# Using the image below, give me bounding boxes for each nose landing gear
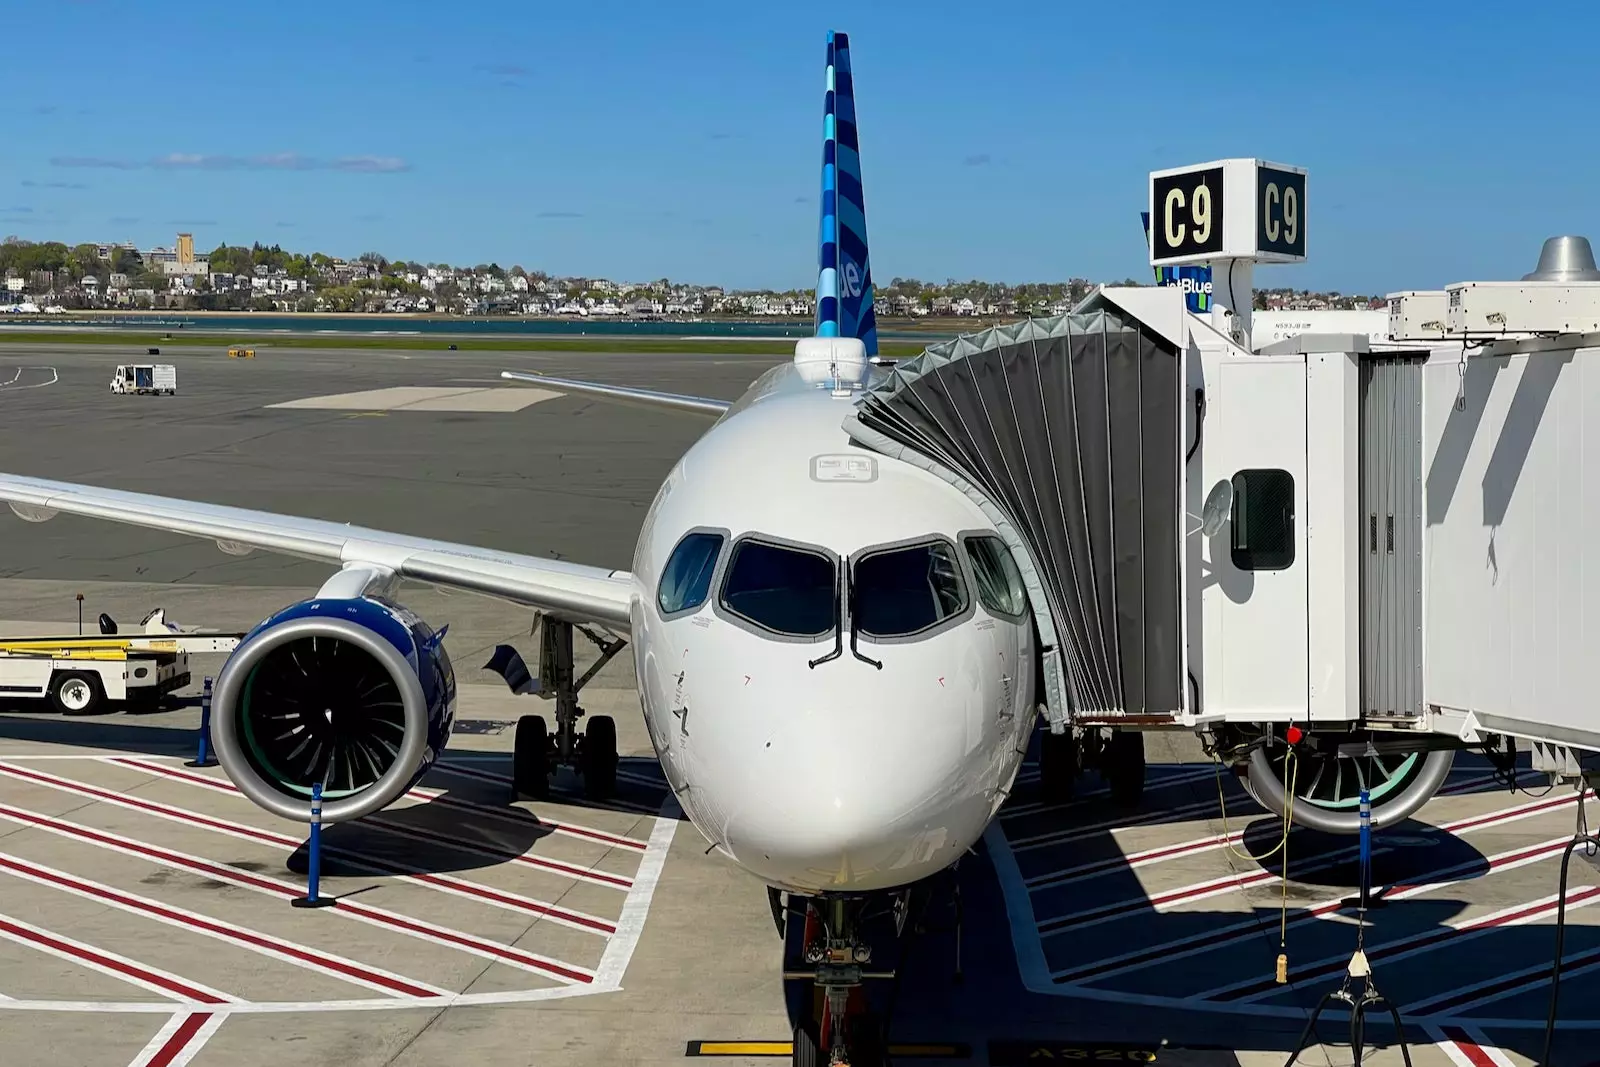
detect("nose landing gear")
[783,896,905,1067]
[484,613,627,802]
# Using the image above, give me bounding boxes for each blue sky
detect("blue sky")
[3,1,1597,294]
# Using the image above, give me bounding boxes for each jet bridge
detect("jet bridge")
[841,300,1189,736]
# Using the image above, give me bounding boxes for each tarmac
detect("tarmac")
[0,341,1596,1067]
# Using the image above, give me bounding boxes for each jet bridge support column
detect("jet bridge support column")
[1208,258,1254,351]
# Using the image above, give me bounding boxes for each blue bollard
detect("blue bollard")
[291,782,335,909]
[1358,787,1372,914]
[184,677,218,768]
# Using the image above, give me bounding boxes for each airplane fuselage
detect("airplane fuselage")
[623,359,1037,896]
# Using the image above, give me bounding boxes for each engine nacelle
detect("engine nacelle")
[1232,726,1456,835]
[211,596,456,823]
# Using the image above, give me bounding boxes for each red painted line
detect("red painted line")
[143,1013,213,1067]
[117,757,648,852]
[0,915,226,1003]
[0,851,443,998]
[1025,828,1245,888]
[0,801,598,984]
[1056,834,1577,983]
[1036,788,1580,934]
[1438,1027,1499,1067]
[1413,944,1600,1014]
[0,760,631,891]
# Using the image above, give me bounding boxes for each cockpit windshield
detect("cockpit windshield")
[852,539,967,638]
[719,538,837,638]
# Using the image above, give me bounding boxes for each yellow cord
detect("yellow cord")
[1211,743,1298,981]
[1212,746,1296,864]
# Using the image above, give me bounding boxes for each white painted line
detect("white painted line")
[127,1011,225,1067]
[0,910,239,1004]
[594,797,679,989]
[0,850,452,999]
[0,366,57,391]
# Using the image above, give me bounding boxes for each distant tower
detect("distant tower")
[177,233,194,265]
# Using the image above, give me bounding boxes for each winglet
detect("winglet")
[814,31,878,357]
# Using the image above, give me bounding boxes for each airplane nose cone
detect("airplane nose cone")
[711,678,995,894]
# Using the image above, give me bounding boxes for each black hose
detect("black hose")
[1540,828,1600,1066]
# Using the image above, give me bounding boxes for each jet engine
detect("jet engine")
[1228,726,1455,835]
[210,596,457,824]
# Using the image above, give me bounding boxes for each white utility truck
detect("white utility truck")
[110,364,177,395]
[0,608,240,714]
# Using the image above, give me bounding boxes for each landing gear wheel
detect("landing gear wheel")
[1107,729,1146,808]
[513,714,551,801]
[582,714,618,800]
[791,1019,820,1067]
[1038,726,1077,806]
[50,672,103,716]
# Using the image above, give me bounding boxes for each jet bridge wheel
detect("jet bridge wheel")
[1038,726,1078,805]
[1243,726,1456,835]
[1105,729,1146,808]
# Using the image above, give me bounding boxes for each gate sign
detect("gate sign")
[1148,158,1307,267]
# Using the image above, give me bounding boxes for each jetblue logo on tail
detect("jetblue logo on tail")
[813,31,878,356]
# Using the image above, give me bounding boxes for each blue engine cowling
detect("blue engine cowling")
[210,595,457,823]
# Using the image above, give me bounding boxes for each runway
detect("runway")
[0,341,1595,1066]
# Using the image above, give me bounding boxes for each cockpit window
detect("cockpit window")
[657,531,724,616]
[853,540,967,638]
[965,535,1028,618]
[720,539,837,637]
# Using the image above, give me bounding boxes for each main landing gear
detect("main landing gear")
[1038,724,1146,808]
[499,613,627,802]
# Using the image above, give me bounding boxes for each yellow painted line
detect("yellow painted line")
[686,1041,967,1058]
[690,1042,792,1056]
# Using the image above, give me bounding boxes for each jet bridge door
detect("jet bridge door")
[841,309,1185,728]
[1204,355,1309,721]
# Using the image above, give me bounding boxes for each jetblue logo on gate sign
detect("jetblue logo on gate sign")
[1142,211,1212,313]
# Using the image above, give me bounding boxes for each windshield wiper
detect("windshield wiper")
[847,568,882,670]
[807,568,843,669]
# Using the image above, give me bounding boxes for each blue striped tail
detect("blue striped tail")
[815,30,878,356]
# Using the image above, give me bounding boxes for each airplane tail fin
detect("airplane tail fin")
[814,30,878,357]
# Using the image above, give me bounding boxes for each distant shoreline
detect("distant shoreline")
[0,309,1005,334]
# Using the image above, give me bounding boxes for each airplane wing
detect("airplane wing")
[501,370,730,418]
[0,473,635,629]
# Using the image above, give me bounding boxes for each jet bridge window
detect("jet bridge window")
[657,531,724,616]
[964,535,1028,619]
[1230,469,1295,571]
[720,538,837,638]
[853,539,967,639]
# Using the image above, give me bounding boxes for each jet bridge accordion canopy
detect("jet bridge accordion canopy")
[841,310,1184,728]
